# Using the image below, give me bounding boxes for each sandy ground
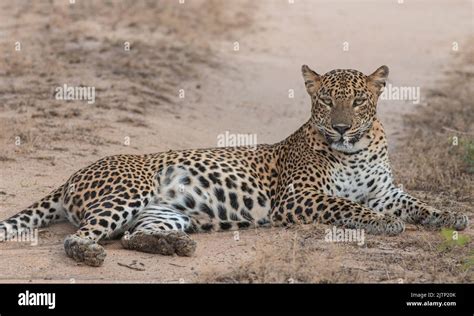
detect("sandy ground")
[0,0,472,283]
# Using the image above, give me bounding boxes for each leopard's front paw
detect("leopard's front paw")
[421,210,469,231]
[366,215,405,236]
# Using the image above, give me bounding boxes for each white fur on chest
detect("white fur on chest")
[330,156,392,204]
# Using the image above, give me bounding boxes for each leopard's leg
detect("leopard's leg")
[367,185,469,230]
[121,205,196,257]
[64,195,148,267]
[271,189,405,235]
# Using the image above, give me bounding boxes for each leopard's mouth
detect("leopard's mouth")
[326,131,365,153]
[329,137,355,152]
[327,133,360,146]
[316,124,366,151]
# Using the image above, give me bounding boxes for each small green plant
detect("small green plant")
[438,228,473,274]
[437,228,470,252]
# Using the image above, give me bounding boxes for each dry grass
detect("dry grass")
[204,48,474,284]
[203,225,472,284]
[392,49,474,203]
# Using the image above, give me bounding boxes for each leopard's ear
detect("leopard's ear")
[302,65,321,95]
[367,65,389,96]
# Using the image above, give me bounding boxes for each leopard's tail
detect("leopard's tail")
[0,185,66,241]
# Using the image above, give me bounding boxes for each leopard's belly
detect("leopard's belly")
[152,164,272,232]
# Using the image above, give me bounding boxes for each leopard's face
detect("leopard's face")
[302,65,389,152]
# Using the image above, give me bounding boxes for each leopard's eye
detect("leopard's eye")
[319,97,333,107]
[353,98,366,107]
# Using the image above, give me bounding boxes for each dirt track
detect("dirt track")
[0,0,472,283]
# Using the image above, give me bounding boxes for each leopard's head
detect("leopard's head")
[302,65,388,153]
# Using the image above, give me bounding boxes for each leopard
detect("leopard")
[0,65,468,267]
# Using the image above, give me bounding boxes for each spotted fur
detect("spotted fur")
[0,65,468,266]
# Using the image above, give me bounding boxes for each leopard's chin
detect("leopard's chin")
[328,133,365,153]
[330,139,357,153]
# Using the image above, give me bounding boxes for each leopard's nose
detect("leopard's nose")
[332,124,351,135]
